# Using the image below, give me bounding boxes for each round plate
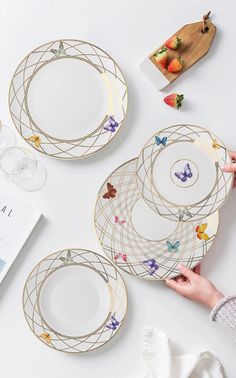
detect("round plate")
[136,125,233,222]
[95,159,219,280]
[9,39,128,160]
[23,249,127,353]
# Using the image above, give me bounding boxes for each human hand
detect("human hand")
[165,264,224,309]
[222,151,236,187]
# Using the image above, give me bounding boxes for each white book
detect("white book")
[0,190,41,284]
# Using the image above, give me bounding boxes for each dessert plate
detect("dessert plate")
[136,125,233,222]
[95,159,219,280]
[23,249,127,352]
[9,39,128,159]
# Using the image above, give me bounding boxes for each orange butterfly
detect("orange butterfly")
[103,183,117,199]
[196,223,209,240]
[28,135,41,148]
[40,333,51,344]
[212,139,220,149]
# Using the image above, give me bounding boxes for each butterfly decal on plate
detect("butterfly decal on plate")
[196,223,210,241]
[50,41,66,57]
[175,163,193,182]
[28,135,41,148]
[103,183,117,199]
[103,116,119,133]
[143,259,159,276]
[155,136,168,147]
[40,333,51,344]
[115,215,126,225]
[114,253,127,262]
[178,208,192,221]
[59,250,73,263]
[212,139,221,149]
[106,314,119,330]
[167,240,180,252]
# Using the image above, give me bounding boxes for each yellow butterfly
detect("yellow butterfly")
[40,333,51,344]
[196,223,209,241]
[212,139,220,149]
[28,135,41,148]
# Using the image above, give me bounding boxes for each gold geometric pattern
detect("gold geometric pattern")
[136,125,233,222]
[22,249,127,353]
[9,39,128,159]
[94,159,219,280]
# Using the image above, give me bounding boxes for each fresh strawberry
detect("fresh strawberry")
[165,35,181,50]
[167,57,183,73]
[154,47,168,68]
[164,93,184,109]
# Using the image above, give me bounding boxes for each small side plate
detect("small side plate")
[23,249,127,353]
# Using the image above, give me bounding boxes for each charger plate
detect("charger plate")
[136,125,233,222]
[23,249,127,353]
[9,39,128,159]
[95,159,219,280]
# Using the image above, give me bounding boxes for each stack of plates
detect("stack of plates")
[95,124,233,280]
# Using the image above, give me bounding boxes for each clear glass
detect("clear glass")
[0,121,16,152]
[0,147,47,191]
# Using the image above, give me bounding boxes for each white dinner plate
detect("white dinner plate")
[95,158,219,280]
[136,124,233,222]
[23,249,127,352]
[9,39,128,159]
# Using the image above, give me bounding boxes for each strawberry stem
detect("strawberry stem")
[176,94,184,109]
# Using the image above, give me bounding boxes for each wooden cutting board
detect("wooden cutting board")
[140,13,217,90]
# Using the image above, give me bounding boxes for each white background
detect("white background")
[0,0,236,377]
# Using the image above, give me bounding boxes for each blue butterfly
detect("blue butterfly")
[143,259,159,276]
[106,314,119,330]
[167,240,180,252]
[155,136,168,146]
[103,116,119,132]
[175,163,192,182]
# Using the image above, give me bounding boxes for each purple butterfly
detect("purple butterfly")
[143,259,159,276]
[103,116,119,132]
[106,314,119,330]
[175,163,193,182]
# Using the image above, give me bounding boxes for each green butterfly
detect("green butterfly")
[167,240,180,252]
[178,208,192,221]
[50,41,66,57]
[59,250,73,263]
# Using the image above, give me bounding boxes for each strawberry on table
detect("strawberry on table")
[164,93,184,109]
[165,35,181,50]
[167,57,184,73]
[154,47,168,68]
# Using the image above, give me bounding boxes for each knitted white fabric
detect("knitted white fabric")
[210,295,236,340]
[129,327,224,378]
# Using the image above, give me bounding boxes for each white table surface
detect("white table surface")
[0,0,236,377]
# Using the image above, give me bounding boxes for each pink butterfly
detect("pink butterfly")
[115,215,126,225]
[114,253,127,262]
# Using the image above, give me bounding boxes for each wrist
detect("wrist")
[208,290,224,309]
